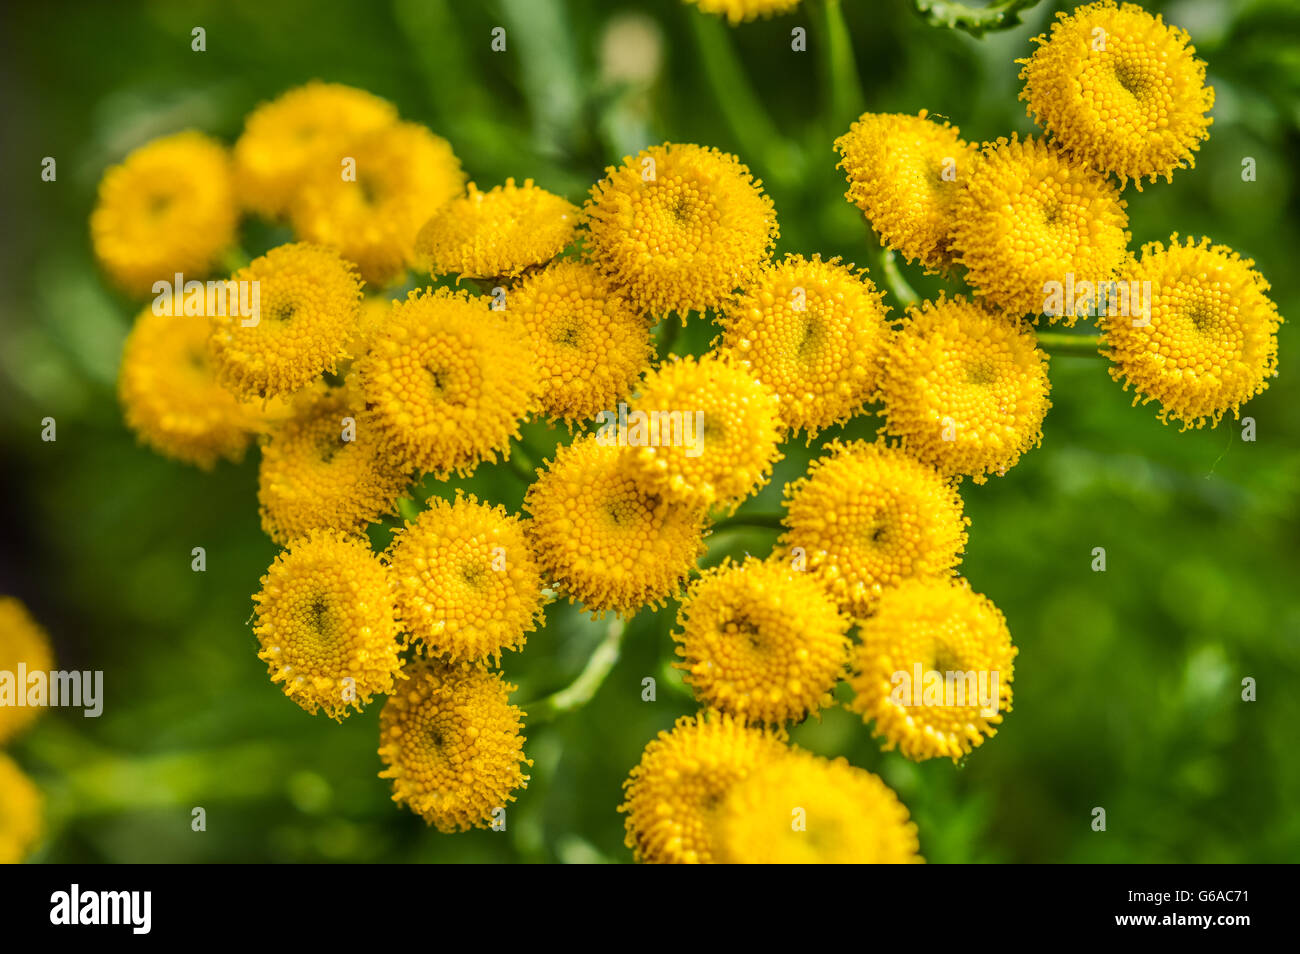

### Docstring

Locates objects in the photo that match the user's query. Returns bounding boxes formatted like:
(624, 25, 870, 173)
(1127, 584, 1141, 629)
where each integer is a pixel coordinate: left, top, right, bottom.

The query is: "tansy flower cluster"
(0, 597, 55, 862)
(99, 0, 1281, 863)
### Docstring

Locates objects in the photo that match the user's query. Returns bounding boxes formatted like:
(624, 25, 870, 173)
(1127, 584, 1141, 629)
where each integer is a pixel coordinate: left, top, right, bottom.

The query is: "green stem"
(657, 318, 681, 358)
(687, 11, 795, 183)
(712, 512, 785, 532)
(820, 0, 866, 128)
(395, 496, 420, 524)
(503, 448, 536, 484)
(527, 617, 626, 722)
(867, 238, 920, 310)
(1036, 332, 1107, 358)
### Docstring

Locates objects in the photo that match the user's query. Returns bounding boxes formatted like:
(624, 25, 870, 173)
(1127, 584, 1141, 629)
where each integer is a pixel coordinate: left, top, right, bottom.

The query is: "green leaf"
(909, 0, 1044, 38)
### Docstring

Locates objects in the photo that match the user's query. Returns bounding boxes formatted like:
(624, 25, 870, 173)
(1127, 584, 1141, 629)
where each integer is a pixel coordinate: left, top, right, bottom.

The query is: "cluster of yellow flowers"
(0, 598, 54, 863)
(94, 0, 1282, 863)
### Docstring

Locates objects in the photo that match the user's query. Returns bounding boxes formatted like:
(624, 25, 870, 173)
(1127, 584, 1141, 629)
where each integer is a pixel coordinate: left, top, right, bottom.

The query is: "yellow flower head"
(378, 661, 530, 832)
(626, 354, 783, 512)
(91, 131, 237, 297)
(0, 597, 55, 744)
(252, 530, 402, 720)
(717, 253, 891, 436)
(716, 750, 922, 863)
(849, 577, 1016, 762)
(878, 295, 1052, 483)
(118, 305, 259, 469)
(524, 436, 707, 615)
(673, 557, 851, 724)
(584, 142, 778, 320)
(257, 384, 407, 544)
(385, 495, 545, 664)
(834, 110, 976, 271)
(952, 135, 1130, 320)
(0, 753, 42, 864)
(290, 121, 466, 286)
(780, 441, 968, 618)
(1018, 1, 1214, 190)
(1103, 236, 1281, 429)
(415, 178, 578, 280)
(234, 82, 399, 219)
(355, 288, 537, 478)
(208, 243, 364, 400)
(508, 260, 655, 426)
(619, 711, 787, 864)
(684, 0, 802, 24)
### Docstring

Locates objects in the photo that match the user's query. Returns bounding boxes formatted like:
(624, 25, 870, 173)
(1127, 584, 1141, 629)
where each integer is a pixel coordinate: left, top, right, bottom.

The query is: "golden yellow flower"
(0, 753, 42, 864)
(208, 243, 364, 400)
(878, 295, 1052, 483)
(385, 495, 545, 664)
(951, 135, 1130, 320)
(91, 131, 237, 298)
(780, 441, 968, 617)
(234, 81, 399, 218)
(848, 577, 1016, 762)
(252, 530, 402, 720)
(684, 0, 801, 23)
(508, 260, 655, 426)
(338, 295, 396, 376)
(673, 557, 850, 724)
(290, 121, 465, 286)
(584, 142, 778, 319)
(717, 254, 891, 436)
(619, 711, 787, 863)
(355, 288, 537, 478)
(118, 305, 259, 469)
(1103, 236, 1281, 429)
(834, 110, 976, 271)
(415, 179, 578, 280)
(1018, 1, 1214, 190)
(524, 436, 707, 615)
(626, 354, 783, 512)
(716, 750, 922, 863)
(378, 661, 530, 832)
(258, 384, 407, 544)
(0, 597, 55, 744)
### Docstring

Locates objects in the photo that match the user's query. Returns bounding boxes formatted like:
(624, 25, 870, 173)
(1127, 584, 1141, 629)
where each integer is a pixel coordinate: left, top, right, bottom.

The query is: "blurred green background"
(1, 0, 1297, 863)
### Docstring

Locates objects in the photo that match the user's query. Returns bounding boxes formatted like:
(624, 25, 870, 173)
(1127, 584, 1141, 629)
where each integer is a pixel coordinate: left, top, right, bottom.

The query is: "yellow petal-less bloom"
(878, 295, 1052, 483)
(1103, 236, 1282, 429)
(716, 750, 922, 863)
(1018, 1, 1214, 191)
(848, 577, 1016, 762)
(619, 711, 787, 864)
(673, 557, 851, 724)
(355, 288, 537, 478)
(118, 306, 260, 469)
(626, 354, 783, 512)
(378, 661, 530, 832)
(415, 179, 578, 280)
(290, 121, 466, 286)
(385, 495, 545, 664)
(257, 384, 407, 544)
(684, 0, 802, 24)
(834, 110, 976, 271)
(252, 531, 403, 720)
(234, 82, 399, 219)
(584, 142, 778, 320)
(951, 135, 1130, 321)
(91, 131, 237, 298)
(209, 243, 364, 401)
(779, 441, 968, 618)
(0, 753, 42, 864)
(717, 254, 891, 437)
(0, 597, 55, 744)
(508, 260, 655, 426)
(524, 437, 707, 615)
